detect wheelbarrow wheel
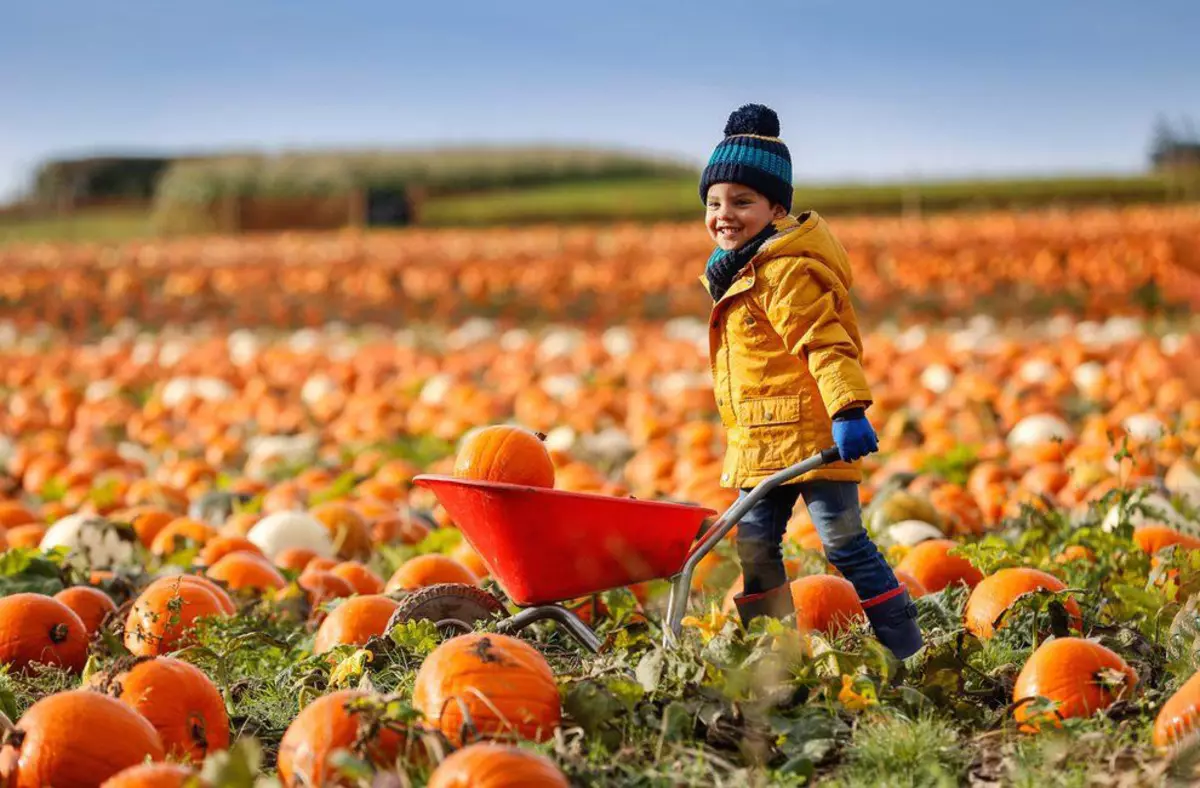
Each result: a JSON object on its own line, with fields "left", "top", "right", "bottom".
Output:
{"left": 386, "top": 582, "right": 506, "bottom": 638}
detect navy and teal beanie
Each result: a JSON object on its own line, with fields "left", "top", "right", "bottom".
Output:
{"left": 699, "top": 104, "right": 793, "bottom": 212}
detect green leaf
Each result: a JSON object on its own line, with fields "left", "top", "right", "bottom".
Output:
{"left": 635, "top": 649, "right": 665, "bottom": 693}
{"left": 388, "top": 619, "right": 441, "bottom": 656}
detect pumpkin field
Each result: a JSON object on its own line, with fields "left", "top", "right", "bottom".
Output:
{"left": 1, "top": 203, "right": 1200, "bottom": 786}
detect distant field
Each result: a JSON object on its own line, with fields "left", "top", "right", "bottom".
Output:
{"left": 2, "top": 172, "right": 1197, "bottom": 243}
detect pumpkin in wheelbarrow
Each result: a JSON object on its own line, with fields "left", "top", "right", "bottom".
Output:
{"left": 453, "top": 425, "right": 555, "bottom": 488}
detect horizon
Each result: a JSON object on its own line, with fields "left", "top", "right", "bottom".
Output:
{"left": 4, "top": 0, "right": 1199, "bottom": 201}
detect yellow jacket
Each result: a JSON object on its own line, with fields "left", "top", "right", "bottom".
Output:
{"left": 701, "top": 211, "right": 873, "bottom": 488}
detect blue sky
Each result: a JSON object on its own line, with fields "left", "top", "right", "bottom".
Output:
{"left": 2, "top": 0, "right": 1198, "bottom": 199}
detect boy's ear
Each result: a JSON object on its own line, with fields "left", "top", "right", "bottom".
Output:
{"left": 772, "top": 204, "right": 788, "bottom": 218}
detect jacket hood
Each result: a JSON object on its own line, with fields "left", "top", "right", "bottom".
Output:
{"left": 756, "top": 211, "right": 853, "bottom": 288}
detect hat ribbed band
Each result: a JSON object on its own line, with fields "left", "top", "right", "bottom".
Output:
{"left": 699, "top": 134, "right": 793, "bottom": 211}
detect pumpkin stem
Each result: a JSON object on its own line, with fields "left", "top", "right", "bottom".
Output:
{"left": 49, "top": 622, "right": 70, "bottom": 644}
{"left": 534, "top": 432, "right": 547, "bottom": 441}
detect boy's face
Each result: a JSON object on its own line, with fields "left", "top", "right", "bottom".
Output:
{"left": 705, "top": 182, "right": 786, "bottom": 251}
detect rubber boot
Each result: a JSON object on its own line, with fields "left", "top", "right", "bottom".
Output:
{"left": 733, "top": 583, "right": 795, "bottom": 628}
{"left": 862, "top": 584, "right": 923, "bottom": 659}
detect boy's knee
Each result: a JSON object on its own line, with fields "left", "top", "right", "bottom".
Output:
{"left": 818, "top": 510, "right": 867, "bottom": 551}
{"left": 736, "top": 537, "right": 779, "bottom": 566}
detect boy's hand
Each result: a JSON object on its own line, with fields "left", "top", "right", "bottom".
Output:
{"left": 831, "top": 407, "right": 878, "bottom": 462}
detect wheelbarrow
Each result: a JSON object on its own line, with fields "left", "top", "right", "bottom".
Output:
{"left": 394, "top": 447, "right": 843, "bottom": 653}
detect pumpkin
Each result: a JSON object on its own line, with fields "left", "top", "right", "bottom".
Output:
{"left": 453, "top": 425, "right": 555, "bottom": 488}
{"left": 39, "top": 514, "right": 138, "bottom": 570}
{"left": 427, "top": 742, "right": 569, "bottom": 788}
{"left": 452, "top": 539, "right": 491, "bottom": 578}
{"left": 91, "top": 657, "right": 230, "bottom": 764}
{"left": 386, "top": 554, "right": 478, "bottom": 592}
{"left": 312, "top": 595, "right": 400, "bottom": 655}
{"left": 143, "top": 574, "right": 237, "bottom": 615}
{"left": 309, "top": 502, "right": 372, "bottom": 560}
{"left": 124, "top": 578, "right": 228, "bottom": 656}
{"left": 964, "top": 567, "right": 1082, "bottom": 639}
{"left": 246, "top": 511, "right": 335, "bottom": 560}
{"left": 789, "top": 575, "right": 865, "bottom": 636}
{"left": 0, "top": 689, "right": 165, "bottom": 787}
{"left": 1153, "top": 670, "right": 1200, "bottom": 750}
{"left": 52, "top": 586, "right": 117, "bottom": 638}
{"left": 1132, "top": 525, "right": 1200, "bottom": 555}
{"left": 330, "top": 561, "right": 385, "bottom": 595}
{"left": 893, "top": 569, "right": 927, "bottom": 599}
{"left": 413, "top": 633, "right": 562, "bottom": 745}
{"left": 204, "top": 552, "right": 287, "bottom": 592}
{"left": 0, "top": 593, "right": 89, "bottom": 673}
{"left": 100, "top": 763, "right": 203, "bottom": 788}
{"left": 196, "top": 535, "right": 263, "bottom": 566}
{"left": 4, "top": 525, "right": 46, "bottom": 549}
{"left": 0, "top": 501, "right": 37, "bottom": 529}
{"left": 275, "top": 547, "right": 320, "bottom": 573}
{"left": 149, "top": 518, "right": 216, "bottom": 556}
{"left": 276, "top": 689, "right": 409, "bottom": 787}
{"left": 896, "top": 539, "right": 984, "bottom": 593}
{"left": 298, "top": 569, "right": 356, "bottom": 610}
{"left": 1012, "top": 637, "right": 1137, "bottom": 731}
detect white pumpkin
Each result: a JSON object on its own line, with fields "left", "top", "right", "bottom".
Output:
{"left": 1007, "top": 414, "right": 1073, "bottom": 449}
{"left": 1166, "top": 458, "right": 1200, "bottom": 511}
{"left": 40, "top": 514, "right": 138, "bottom": 570}
{"left": 885, "top": 520, "right": 946, "bottom": 547}
{"left": 1101, "top": 491, "right": 1190, "bottom": 533}
{"left": 247, "top": 511, "right": 335, "bottom": 560}
{"left": 1122, "top": 412, "right": 1167, "bottom": 442}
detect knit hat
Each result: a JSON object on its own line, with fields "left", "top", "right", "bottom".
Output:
{"left": 699, "top": 104, "right": 793, "bottom": 212}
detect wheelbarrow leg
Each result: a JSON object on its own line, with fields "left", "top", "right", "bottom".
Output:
{"left": 663, "top": 448, "right": 843, "bottom": 649}
{"left": 495, "top": 604, "right": 603, "bottom": 654}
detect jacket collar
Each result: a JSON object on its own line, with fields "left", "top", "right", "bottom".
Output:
{"left": 699, "top": 214, "right": 806, "bottom": 306}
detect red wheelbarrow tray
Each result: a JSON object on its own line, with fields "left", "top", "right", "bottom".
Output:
{"left": 412, "top": 474, "right": 718, "bottom": 607}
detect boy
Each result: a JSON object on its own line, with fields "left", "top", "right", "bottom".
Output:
{"left": 699, "top": 103, "right": 923, "bottom": 659}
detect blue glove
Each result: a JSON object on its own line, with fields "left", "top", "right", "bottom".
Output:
{"left": 832, "top": 407, "right": 878, "bottom": 462}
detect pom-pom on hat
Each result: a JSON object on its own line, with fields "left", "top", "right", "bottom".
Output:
{"left": 699, "top": 103, "right": 793, "bottom": 212}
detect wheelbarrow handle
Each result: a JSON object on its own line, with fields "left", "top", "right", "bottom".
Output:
{"left": 663, "top": 446, "right": 842, "bottom": 646}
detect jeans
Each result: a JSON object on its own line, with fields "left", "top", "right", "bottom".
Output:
{"left": 735, "top": 480, "right": 899, "bottom": 601}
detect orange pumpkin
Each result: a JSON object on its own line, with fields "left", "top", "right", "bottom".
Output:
{"left": 386, "top": 554, "right": 478, "bottom": 592}
{"left": 427, "top": 742, "right": 569, "bottom": 788}
{"left": 205, "top": 552, "right": 287, "bottom": 592}
{"left": 893, "top": 569, "right": 927, "bottom": 599}
{"left": 453, "top": 425, "right": 555, "bottom": 488}
{"left": 789, "top": 575, "right": 865, "bottom": 636}
{"left": 52, "top": 586, "right": 117, "bottom": 638}
{"left": 1133, "top": 525, "right": 1200, "bottom": 555}
{"left": 312, "top": 595, "right": 399, "bottom": 654}
{"left": 0, "top": 501, "right": 38, "bottom": 529}
{"left": 1012, "top": 637, "right": 1137, "bottom": 731}
{"left": 124, "top": 578, "right": 228, "bottom": 656}
{"left": 964, "top": 567, "right": 1082, "bottom": 639}
{"left": 309, "top": 502, "right": 372, "bottom": 560}
{"left": 100, "top": 763, "right": 203, "bottom": 788}
{"left": 0, "top": 690, "right": 165, "bottom": 787}
{"left": 143, "top": 574, "right": 237, "bottom": 616}
{"left": 413, "top": 633, "right": 561, "bottom": 745}
{"left": 196, "top": 535, "right": 263, "bottom": 566}
{"left": 149, "top": 518, "right": 216, "bottom": 556}
{"left": 92, "top": 657, "right": 230, "bottom": 764}
{"left": 896, "top": 539, "right": 984, "bottom": 593}
{"left": 275, "top": 547, "right": 320, "bottom": 573}
{"left": 298, "top": 569, "right": 356, "bottom": 610}
{"left": 1154, "top": 670, "right": 1200, "bottom": 750}
{"left": 4, "top": 525, "right": 47, "bottom": 549}
{"left": 276, "top": 689, "right": 409, "bottom": 787}
{"left": 0, "top": 593, "right": 89, "bottom": 673}
{"left": 330, "top": 561, "right": 385, "bottom": 595}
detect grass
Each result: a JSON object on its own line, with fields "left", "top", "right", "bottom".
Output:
{"left": 823, "top": 712, "right": 968, "bottom": 788}
{"left": 3, "top": 171, "right": 1198, "bottom": 245}
{"left": 0, "top": 206, "right": 152, "bottom": 245}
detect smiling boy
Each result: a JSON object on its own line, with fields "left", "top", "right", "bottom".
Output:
{"left": 698, "top": 103, "right": 923, "bottom": 659}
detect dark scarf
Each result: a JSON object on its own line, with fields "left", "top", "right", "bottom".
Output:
{"left": 704, "top": 222, "right": 779, "bottom": 301}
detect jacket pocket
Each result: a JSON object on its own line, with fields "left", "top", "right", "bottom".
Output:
{"left": 736, "top": 395, "right": 802, "bottom": 427}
